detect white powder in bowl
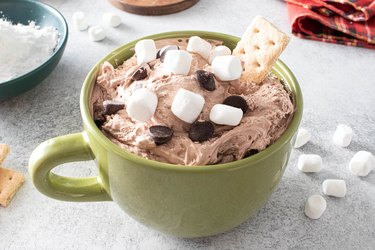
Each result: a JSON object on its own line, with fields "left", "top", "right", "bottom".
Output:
{"left": 0, "top": 19, "right": 59, "bottom": 83}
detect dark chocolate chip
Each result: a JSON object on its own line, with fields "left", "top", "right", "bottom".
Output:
{"left": 131, "top": 67, "right": 148, "bottom": 81}
{"left": 149, "top": 125, "right": 174, "bottom": 145}
{"left": 223, "top": 95, "right": 249, "bottom": 113}
{"left": 195, "top": 70, "right": 215, "bottom": 91}
{"left": 94, "top": 119, "right": 105, "bottom": 128}
{"left": 188, "top": 121, "right": 215, "bottom": 142}
{"left": 244, "top": 149, "right": 259, "bottom": 158}
{"left": 103, "top": 100, "right": 125, "bottom": 115}
{"left": 157, "top": 45, "right": 179, "bottom": 62}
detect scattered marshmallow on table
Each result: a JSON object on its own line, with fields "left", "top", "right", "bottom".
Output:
{"left": 349, "top": 151, "right": 375, "bottom": 176}
{"left": 171, "top": 88, "right": 205, "bottom": 123}
{"left": 88, "top": 26, "right": 106, "bottom": 42}
{"left": 298, "top": 154, "right": 322, "bottom": 172}
{"left": 126, "top": 88, "right": 158, "bottom": 122}
{"left": 187, "top": 36, "right": 212, "bottom": 60}
{"left": 211, "top": 55, "right": 242, "bottom": 81}
{"left": 322, "top": 179, "right": 347, "bottom": 197}
{"left": 72, "top": 11, "right": 88, "bottom": 31}
{"left": 304, "top": 194, "right": 327, "bottom": 219}
{"left": 208, "top": 45, "right": 231, "bottom": 64}
{"left": 209, "top": 104, "right": 243, "bottom": 126}
{"left": 294, "top": 128, "right": 311, "bottom": 148}
{"left": 135, "top": 39, "right": 157, "bottom": 65}
{"left": 163, "top": 50, "right": 192, "bottom": 76}
{"left": 333, "top": 124, "right": 353, "bottom": 147}
{"left": 102, "top": 13, "right": 121, "bottom": 27}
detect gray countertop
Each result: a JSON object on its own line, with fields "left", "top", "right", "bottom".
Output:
{"left": 1, "top": 0, "right": 374, "bottom": 249}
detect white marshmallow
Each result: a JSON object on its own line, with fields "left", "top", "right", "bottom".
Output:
{"left": 187, "top": 36, "right": 212, "bottom": 59}
{"left": 322, "top": 179, "right": 346, "bottom": 198}
{"left": 208, "top": 46, "right": 231, "bottom": 64}
{"left": 163, "top": 50, "right": 192, "bottom": 76}
{"left": 171, "top": 88, "right": 205, "bottom": 123}
{"left": 333, "top": 124, "right": 353, "bottom": 147}
{"left": 212, "top": 55, "right": 242, "bottom": 81}
{"left": 89, "top": 26, "right": 106, "bottom": 42}
{"left": 88, "top": 26, "right": 106, "bottom": 42}
{"left": 102, "top": 13, "right": 121, "bottom": 27}
{"left": 349, "top": 151, "right": 375, "bottom": 176}
{"left": 294, "top": 128, "right": 311, "bottom": 148}
{"left": 72, "top": 11, "right": 88, "bottom": 31}
{"left": 126, "top": 88, "right": 158, "bottom": 122}
{"left": 135, "top": 39, "right": 157, "bottom": 65}
{"left": 209, "top": 104, "right": 243, "bottom": 126}
{"left": 304, "top": 195, "right": 327, "bottom": 219}
{"left": 297, "top": 154, "right": 322, "bottom": 172}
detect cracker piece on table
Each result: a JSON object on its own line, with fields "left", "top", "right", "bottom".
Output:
{"left": 0, "top": 144, "right": 10, "bottom": 165}
{"left": 233, "top": 16, "right": 290, "bottom": 84}
{"left": 0, "top": 167, "right": 25, "bottom": 207}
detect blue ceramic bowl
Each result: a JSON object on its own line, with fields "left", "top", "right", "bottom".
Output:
{"left": 0, "top": 0, "right": 68, "bottom": 101}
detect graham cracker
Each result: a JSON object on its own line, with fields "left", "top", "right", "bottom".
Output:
{"left": 0, "top": 167, "right": 25, "bottom": 207}
{"left": 0, "top": 143, "right": 10, "bottom": 165}
{"left": 233, "top": 16, "right": 290, "bottom": 84}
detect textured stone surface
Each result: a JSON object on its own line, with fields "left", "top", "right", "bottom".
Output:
{"left": 1, "top": 0, "right": 374, "bottom": 249}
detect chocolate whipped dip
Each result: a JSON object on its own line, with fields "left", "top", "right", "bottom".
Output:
{"left": 91, "top": 39, "right": 294, "bottom": 166}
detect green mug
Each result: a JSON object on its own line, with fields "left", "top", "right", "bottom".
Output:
{"left": 29, "top": 31, "right": 303, "bottom": 238}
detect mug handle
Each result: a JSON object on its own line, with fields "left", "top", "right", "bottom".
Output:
{"left": 29, "top": 132, "right": 112, "bottom": 202}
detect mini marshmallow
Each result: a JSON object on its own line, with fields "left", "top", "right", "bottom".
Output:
{"left": 208, "top": 45, "right": 231, "bottom": 64}
{"left": 187, "top": 36, "right": 212, "bottom": 59}
{"left": 163, "top": 50, "right": 192, "bottom": 76}
{"left": 171, "top": 88, "right": 205, "bottom": 123}
{"left": 333, "top": 124, "right": 353, "bottom": 147}
{"left": 209, "top": 104, "right": 243, "bottom": 126}
{"left": 88, "top": 26, "right": 106, "bottom": 42}
{"left": 72, "top": 11, "right": 88, "bottom": 31}
{"left": 349, "top": 151, "right": 375, "bottom": 176}
{"left": 126, "top": 88, "right": 158, "bottom": 122}
{"left": 297, "top": 154, "right": 322, "bottom": 172}
{"left": 102, "top": 13, "right": 121, "bottom": 27}
{"left": 135, "top": 39, "right": 157, "bottom": 65}
{"left": 294, "top": 128, "right": 311, "bottom": 148}
{"left": 322, "top": 179, "right": 346, "bottom": 198}
{"left": 304, "top": 195, "right": 327, "bottom": 219}
{"left": 211, "top": 55, "right": 242, "bottom": 81}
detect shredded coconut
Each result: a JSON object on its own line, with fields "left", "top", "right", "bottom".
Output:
{"left": 0, "top": 19, "right": 59, "bottom": 83}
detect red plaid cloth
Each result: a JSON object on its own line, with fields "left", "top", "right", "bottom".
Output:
{"left": 286, "top": 0, "right": 375, "bottom": 49}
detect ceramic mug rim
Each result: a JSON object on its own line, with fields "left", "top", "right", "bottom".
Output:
{"left": 80, "top": 30, "right": 303, "bottom": 172}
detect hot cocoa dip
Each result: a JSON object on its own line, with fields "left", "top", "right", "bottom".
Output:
{"left": 91, "top": 38, "right": 294, "bottom": 166}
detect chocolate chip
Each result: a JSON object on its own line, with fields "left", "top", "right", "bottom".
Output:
{"left": 157, "top": 45, "right": 179, "bottom": 62}
{"left": 188, "top": 121, "right": 215, "bottom": 142}
{"left": 223, "top": 95, "right": 249, "bottom": 113}
{"left": 94, "top": 119, "right": 105, "bottom": 128}
{"left": 149, "top": 125, "right": 174, "bottom": 145}
{"left": 195, "top": 70, "right": 215, "bottom": 91}
{"left": 244, "top": 149, "right": 258, "bottom": 158}
{"left": 103, "top": 100, "right": 125, "bottom": 115}
{"left": 131, "top": 67, "right": 148, "bottom": 81}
